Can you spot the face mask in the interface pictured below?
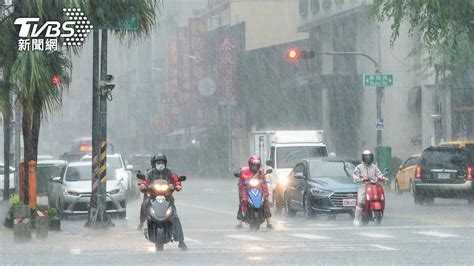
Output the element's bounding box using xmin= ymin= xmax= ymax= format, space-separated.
xmin=156 ymin=164 xmax=165 ymax=171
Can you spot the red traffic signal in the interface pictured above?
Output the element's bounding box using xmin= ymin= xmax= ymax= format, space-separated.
xmin=287 ymin=48 xmax=300 ymax=60
xmin=51 ymin=75 xmax=61 ymax=85
xmin=286 ymin=49 xmax=315 ymax=60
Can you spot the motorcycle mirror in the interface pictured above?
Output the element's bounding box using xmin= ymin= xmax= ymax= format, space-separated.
xmin=265 ymin=169 xmax=273 ymax=174
xmin=178 ymin=176 xmax=187 ymax=182
xmin=136 ymin=172 xmax=145 ymax=180
xmin=234 ymin=171 xmax=241 ymax=178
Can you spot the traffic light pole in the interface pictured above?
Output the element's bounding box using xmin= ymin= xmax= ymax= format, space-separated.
xmin=98 ymin=29 xmax=112 ymax=225
xmin=87 ymin=29 xmax=101 ymax=227
xmin=309 ymin=51 xmax=382 ymax=147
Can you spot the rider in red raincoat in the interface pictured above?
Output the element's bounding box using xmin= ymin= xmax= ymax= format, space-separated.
xmin=235 ymin=155 xmax=273 ymax=229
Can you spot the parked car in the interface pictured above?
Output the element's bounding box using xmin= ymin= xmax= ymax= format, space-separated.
xmin=285 ymin=158 xmax=359 ymax=219
xmin=80 ymin=153 xmax=135 ymax=197
xmin=414 ymin=146 xmax=474 ymax=205
xmin=49 ymin=161 xmax=126 ymax=218
xmin=394 ymin=154 xmax=420 ymax=194
xmin=36 ymin=160 xmax=67 ymax=205
xmin=0 ymin=163 xmax=16 ymax=195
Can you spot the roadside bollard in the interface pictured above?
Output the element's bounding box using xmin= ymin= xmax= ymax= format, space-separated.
xmin=14 ymin=205 xmax=31 ymax=243
xmin=35 ymin=205 xmax=48 ymax=239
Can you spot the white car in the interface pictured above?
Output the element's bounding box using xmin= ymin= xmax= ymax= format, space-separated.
xmin=49 ymin=161 xmax=126 ymax=218
xmin=80 ymin=153 xmax=135 ymax=197
xmin=0 ymin=163 xmax=16 ymax=195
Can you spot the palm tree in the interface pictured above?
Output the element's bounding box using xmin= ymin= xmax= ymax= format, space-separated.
xmin=0 ymin=0 xmax=161 ymax=203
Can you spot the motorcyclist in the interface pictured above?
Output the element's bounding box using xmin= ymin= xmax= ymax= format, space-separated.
xmin=235 ymin=155 xmax=274 ymax=229
xmin=352 ymin=150 xmax=385 ymax=226
xmin=138 ymin=153 xmax=188 ymax=251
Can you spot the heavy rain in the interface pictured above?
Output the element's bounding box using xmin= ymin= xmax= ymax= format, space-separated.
xmin=1 ymin=0 xmax=474 ymax=265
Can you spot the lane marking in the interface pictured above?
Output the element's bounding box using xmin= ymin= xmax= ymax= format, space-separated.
xmin=288 ymin=233 xmax=329 ymax=240
xmin=227 ymin=234 xmax=261 ymax=241
xmin=70 ymin=249 xmax=81 ymax=255
xmin=369 ymin=244 xmax=399 ymax=251
xmin=185 ymin=237 xmax=204 ymax=245
xmin=352 ymin=232 xmax=395 ymax=239
xmin=414 ymin=231 xmax=459 ymax=238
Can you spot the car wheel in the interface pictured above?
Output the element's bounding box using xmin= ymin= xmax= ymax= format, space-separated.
xmin=424 ymin=196 xmax=434 ymax=205
xmin=303 ymin=194 xmax=316 ymax=218
xmin=286 ymin=197 xmax=296 ymax=218
xmin=118 ymin=211 xmax=127 ymax=219
xmin=409 ymin=181 xmax=415 ymax=195
xmin=468 ymin=195 xmax=474 ymax=206
xmin=414 ymin=193 xmax=425 ymax=206
xmin=394 ymin=180 xmax=403 ymax=195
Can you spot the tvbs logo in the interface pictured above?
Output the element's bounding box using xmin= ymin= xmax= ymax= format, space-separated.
xmin=14 ymin=8 xmax=93 ymax=52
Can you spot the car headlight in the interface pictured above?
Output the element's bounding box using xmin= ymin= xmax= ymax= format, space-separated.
xmin=310 ymin=187 xmax=329 ymax=195
xmin=63 ymin=189 xmax=80 ymax=196
xmin=278 ymin=175 xmax=288 ymax=186
xmin=109 ymin=187 xmax=124 ymax=195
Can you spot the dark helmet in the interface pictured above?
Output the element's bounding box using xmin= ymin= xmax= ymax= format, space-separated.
xmin=248 ymin=155 xmax=261 ymax=173
xmin=151 ymin=153 xmax=167 ymax=168
xmin=361 ymin=150 xmax=374 ymax=165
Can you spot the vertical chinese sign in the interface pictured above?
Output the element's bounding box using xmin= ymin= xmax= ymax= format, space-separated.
xmin=164 ymin=38 xmax=180 ymax=119
xmin=217 ymin=36 xmax=237 ymax=106
xmin=188 ymin=18 xmax=208 ymax=124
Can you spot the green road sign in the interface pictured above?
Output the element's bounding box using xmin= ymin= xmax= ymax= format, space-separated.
xmin=97 ymin=7 xmax=139 ymax=30
xmin=363 ymin=73 xmax=393 ymax=87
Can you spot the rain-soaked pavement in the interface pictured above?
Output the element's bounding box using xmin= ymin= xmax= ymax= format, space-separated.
xmin=1 ymin=178 xmax=474 ymax=265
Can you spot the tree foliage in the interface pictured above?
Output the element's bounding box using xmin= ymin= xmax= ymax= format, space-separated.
xmin=372 ymin=0 xmax=474 ymax=75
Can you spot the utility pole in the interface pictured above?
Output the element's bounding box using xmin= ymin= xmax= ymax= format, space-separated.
xmin=86 ymin=29 xmax=101 ymax=226
xmin=14 ymin=106 xmax=21 ymax=193
xmin=98 ymin=29 xmax=112 ymax=225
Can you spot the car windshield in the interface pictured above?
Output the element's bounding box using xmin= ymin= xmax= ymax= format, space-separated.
xmin=82 ymin=156 xmax=122 ymax=172
xmin=37 ymin=164 xmax=66 ymax=193
xmin=421 ymin=149 xmax=470 ymax=170
xmin=65 ymin=165 xmax=92 ymax=181
xmin=309 ymin=161 xmax=353 ymax=178
xmin=277 ymin=146 xmax=327 ymax=168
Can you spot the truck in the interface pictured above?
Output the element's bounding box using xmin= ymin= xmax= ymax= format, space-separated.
xmin=249 ymin=130 xmax=328 ymax=213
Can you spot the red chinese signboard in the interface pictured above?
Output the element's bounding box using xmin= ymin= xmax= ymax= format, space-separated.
xmin=217 ymin=36 xmax=237 ymax=105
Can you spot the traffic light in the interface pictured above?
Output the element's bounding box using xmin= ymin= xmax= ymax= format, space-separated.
xmin=99 ymin=74 xmax=115 ymax=97
xmin=286 ymin=48 xmax=315 ymax=60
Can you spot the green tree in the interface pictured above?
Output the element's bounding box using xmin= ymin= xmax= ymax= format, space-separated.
xmin=0 ymin=0 xmax=160 ymax=201
xmin=372 ymin=0 xmax=474 ymax=76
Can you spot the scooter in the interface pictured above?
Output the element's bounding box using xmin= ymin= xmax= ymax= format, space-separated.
xmin=137 ymin=172 xmax=186 ymax=251
xmin=234 ymin=169 xmax=272 ymax=230
xmin=358 ymin=174 xmax=387 ymax=226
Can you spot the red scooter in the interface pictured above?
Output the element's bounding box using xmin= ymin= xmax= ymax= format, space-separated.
xmin=359 ymin=174 xmax=387 ymax=226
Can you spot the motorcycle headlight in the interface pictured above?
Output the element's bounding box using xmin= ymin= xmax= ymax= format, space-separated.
xmin=278 ymin=175 xmax=288 ymax=186
xmin=249 ymin=178 xmax=259 ymax=187
xmin=310 ymin=188 xmax=329 ymax=195
xmin=153 ymin=184 xmax=169 ymax=192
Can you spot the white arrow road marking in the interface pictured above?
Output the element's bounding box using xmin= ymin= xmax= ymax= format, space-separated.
xmin=369 ymin=244 xmax=399 ymax=251
xmin=70 ymin=249 xmax=81 ymax=255
xmin=352 ymin=232 xmax=395 ymax=238
xmin=227 ymin=235 xmax=261 ymax=241
xmin=288 ymin=233 xmax=330 ymax=240
xmin=415 ymin=231 xmax=459 ymax=238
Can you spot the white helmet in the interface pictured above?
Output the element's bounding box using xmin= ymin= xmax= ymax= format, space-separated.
xmin=361 ymin=150 xmax=374 ymax=165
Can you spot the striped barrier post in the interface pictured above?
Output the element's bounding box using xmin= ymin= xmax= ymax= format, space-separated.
xmin=98 ymin=141 xmax=107 ymax=222
xmin=35 ymin=205 xmax=48 ymax=239
xmin=13 ymin=205 xmax=31 ymax=243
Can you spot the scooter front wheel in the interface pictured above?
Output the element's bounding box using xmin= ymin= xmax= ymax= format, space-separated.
xmin=155 ymin=243 xmax=164 ymax=252
xmin=374 ymin=211 xmax=383 ymax=225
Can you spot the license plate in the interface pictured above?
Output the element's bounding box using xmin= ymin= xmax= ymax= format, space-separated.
xmin=437 ymin=173 xmax=451 ymax=179
xmin=343 ymin=199 xmax=356 ymax=207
